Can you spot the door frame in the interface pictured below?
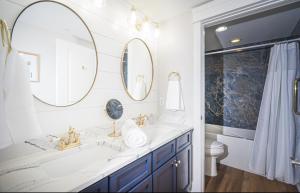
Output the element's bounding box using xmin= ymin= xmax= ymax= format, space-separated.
xmin=191 ymin=0 xmax=299 ymax=192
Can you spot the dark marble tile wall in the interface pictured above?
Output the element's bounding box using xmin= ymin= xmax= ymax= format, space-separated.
xmin=205 ymin=48 xmax=270 ymax=130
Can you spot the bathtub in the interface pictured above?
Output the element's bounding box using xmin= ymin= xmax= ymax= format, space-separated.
xmin=206 ymin=124 xmax=255 ymax=173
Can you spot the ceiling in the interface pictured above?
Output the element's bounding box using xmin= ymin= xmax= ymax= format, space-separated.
xmin=128 ymin=0 xmax=211 ymax=22
xmin=205 ymin=2 xmax=300 ymax=52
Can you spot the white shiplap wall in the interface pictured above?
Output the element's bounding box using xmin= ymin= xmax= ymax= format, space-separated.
xmin=0 ymin=0 xmax=159 ymax=135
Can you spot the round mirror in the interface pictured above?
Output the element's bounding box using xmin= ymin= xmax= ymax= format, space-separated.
xmin=106 ymin=99 xmax=123 ymax=120
xmin=11 ymin=1 xmax=98 ymax=107
xmin=121 ymin=38 xmax=154 ymax=101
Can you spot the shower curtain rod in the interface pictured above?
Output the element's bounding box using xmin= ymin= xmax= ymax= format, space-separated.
xmin=205 ymin=37 xmax=300 ymax=56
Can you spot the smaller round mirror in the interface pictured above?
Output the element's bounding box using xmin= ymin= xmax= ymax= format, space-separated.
xmin=106 ymin=99 xmax=123 ymax=120
xmin=121 ymin=38 xmax=154 ymax=101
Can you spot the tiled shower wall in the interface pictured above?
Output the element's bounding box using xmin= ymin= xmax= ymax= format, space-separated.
xmin=0 ymin=0 xmax=159 ymax=135
xmin=205 ymin=48 xmax=270 ymax=130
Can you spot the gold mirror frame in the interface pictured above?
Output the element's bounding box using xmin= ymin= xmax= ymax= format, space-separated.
xmin=121 ymin=38 xmax=154 ymax=101
xmin=11 ymin=0 xmax=99 ymax=107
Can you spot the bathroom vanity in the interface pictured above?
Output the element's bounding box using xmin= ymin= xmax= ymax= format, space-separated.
xmin=0 ymin=124 xmax=193 ymax=192
xmin=81 ymin=131 xmax=192 ymax=193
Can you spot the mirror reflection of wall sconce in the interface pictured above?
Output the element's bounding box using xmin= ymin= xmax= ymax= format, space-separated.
xmin=165 ymin=72 xmax=185 ymax=112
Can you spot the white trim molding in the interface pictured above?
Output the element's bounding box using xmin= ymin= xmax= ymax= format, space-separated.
xmin=192 ymin=0 xmax=298 ymax=192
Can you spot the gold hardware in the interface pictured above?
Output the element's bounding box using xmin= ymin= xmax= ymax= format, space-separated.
xmin=134 ymin=114 xmax=148 ymax=128
xmin=294 ymin=79 xmax=300 ymax=115
xmin=0 ymin=19 xmax=12 ymax=63
xmin=57 ymin=127 xmax=81 ymax=151
xmin=108 ymin=121 xmax=121 ymax=138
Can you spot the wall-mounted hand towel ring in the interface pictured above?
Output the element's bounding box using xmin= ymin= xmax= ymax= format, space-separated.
xmin=168 ymin=72 xmax=181 ymax=81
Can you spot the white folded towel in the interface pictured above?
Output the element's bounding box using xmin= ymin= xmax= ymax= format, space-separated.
xmin=121 ymin=120 xmax=148 ymax=148
xmin=165 ymin=80 xmax=185 ymax=111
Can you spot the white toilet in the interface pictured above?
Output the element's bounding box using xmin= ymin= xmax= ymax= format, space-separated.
xmin=205 ymin=138 xmax=224 ymax=177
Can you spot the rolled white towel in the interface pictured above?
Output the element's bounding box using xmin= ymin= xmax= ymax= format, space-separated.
xmin=121 ymin=120 xmax=148 ymax=148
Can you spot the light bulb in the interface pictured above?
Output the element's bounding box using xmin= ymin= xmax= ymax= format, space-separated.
xmin=142 ymin=18 xmax=150 ymax=33
xmin=216 ymin=26 xmax=227 ymax=32
xmin=130 ymin=8 xmax=137 ymax=25
xmin=231 ymin=38 xmax=241 ymax=44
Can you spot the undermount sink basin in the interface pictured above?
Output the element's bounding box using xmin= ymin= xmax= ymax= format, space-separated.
xmin=40 ymin=146 xmax=120 ymax=178
xmin=143 ymin=124 xmax=181 ymax=142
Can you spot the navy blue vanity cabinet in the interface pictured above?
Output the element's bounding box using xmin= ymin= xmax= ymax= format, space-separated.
xmin=152 ymin=140 xmax=176 ymax=171
xmin=176 ymin=131 xmax=192 ymax=153
xmin=129 ymin=175 xmax=153 ymax=192
xmin=80 ymin=177 xmax=108 ymax=193
xmin=153 ymin=131 xmax=193 ymax=193
xmin=80 ymin=130 xmax=193 ymax=193
xmin=176 ymin=145 xmax=192 ymax=192
xmin=153 ymin=157 xmax=177 ymax=192
xmin=109 ymin=154 xmax=152 ymax=192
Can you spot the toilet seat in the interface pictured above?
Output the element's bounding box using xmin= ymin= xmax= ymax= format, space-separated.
xmin=205 ymin=139 xmax=223 ymax=149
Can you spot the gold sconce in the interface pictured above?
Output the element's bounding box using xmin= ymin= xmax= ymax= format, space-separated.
xmin=129 ymin=7 xmax=160 ymax=37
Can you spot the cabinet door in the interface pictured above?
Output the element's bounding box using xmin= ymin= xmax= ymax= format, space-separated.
xmin=129 ymin=175 xmax=153 ymax=192
xmin=153 ymin=157 xmax=177 ymax=192
xmin=176 ymin=145 xmax=192 ymax=192
xmin=80 ymin=177 xmax=108 ymax=193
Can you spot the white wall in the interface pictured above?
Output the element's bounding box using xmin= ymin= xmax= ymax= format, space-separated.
xmin=157 ymin=12 xmax=194 ymax=124
xmin=0 ymin=0 xmax=159 ymax=135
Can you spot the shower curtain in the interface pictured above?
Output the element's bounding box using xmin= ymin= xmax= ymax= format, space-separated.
xmin=250 ymin=42 xmax=300 ymax=185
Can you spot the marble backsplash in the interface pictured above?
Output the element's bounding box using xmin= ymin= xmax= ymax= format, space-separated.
xmin=205 ymin=48 xmax=270 ymax=130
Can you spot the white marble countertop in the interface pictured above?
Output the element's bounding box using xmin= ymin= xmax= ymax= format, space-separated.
xmin=0 ymin=122 xmax=192 ymax=192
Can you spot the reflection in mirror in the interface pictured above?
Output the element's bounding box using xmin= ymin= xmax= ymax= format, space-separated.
xmin=121 ymin=38 xmax=153 ymax=101
xmin=11 ymin=1 xmax=98 ymax=107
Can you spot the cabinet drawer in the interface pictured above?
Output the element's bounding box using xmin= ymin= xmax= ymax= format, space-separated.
xmin=80 ymin=177 xmax=108 ymax=193
xmin=109 ymin=154 xmax=152 ymax=192
xmin=176 ymin=131 xmax=192 ymax=153
xmin=153 ymin=140 xmax=176 ymax=171
xmin=129 ymin=175 xmax=153 ymax=192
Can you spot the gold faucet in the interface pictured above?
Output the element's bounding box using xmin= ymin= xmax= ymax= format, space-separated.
xmin=135 ymin=114 xmax=148 ymax=128
xmin=57 ymin=127 xmax=81 ymax=151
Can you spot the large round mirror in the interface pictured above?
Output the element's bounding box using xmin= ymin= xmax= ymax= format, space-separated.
xmin=121 ymin=38 xmax=154 ymax=101
xmin=11 ymin=1 xmax=98 ymax=107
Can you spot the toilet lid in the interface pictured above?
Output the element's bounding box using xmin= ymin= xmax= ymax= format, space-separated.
xmin=205 ymin=139 xmax=223 ymax=148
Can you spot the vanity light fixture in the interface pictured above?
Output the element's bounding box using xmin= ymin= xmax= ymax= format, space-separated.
xmin=231 ymin=38 xmax=241 ymax=44
xmin=128 ymin=7 xmax=160 ymax=37
xmin=216 ymin=26 xmax=228 ymax=32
